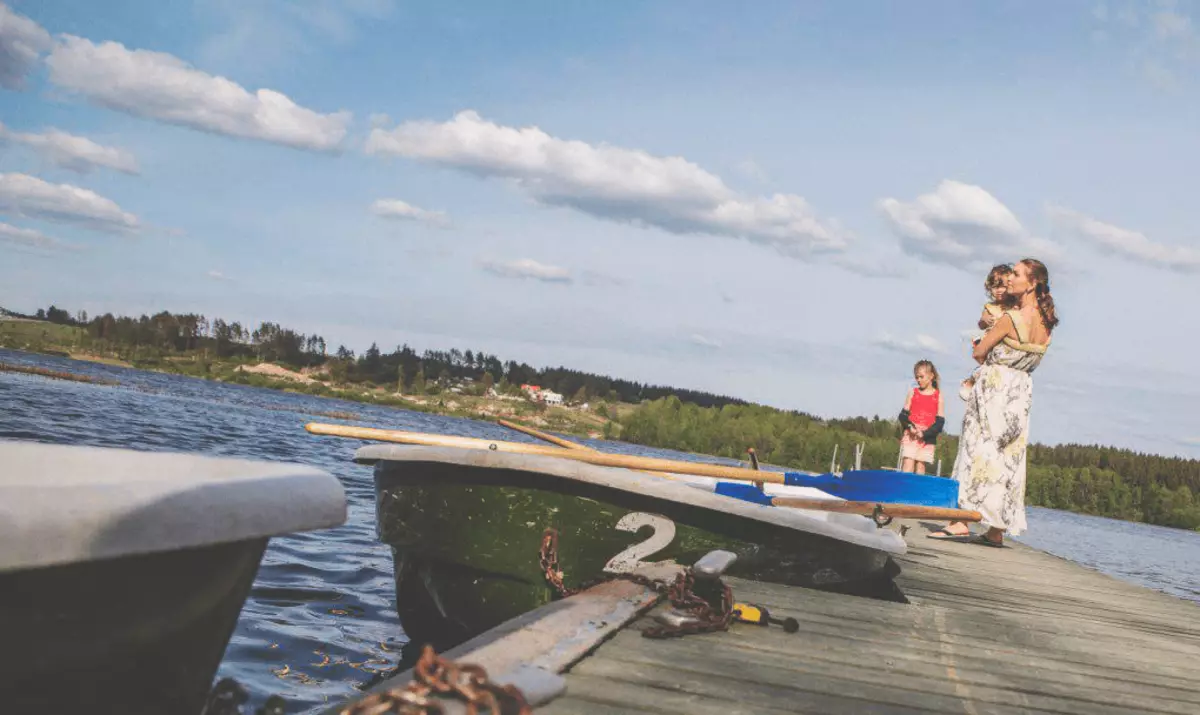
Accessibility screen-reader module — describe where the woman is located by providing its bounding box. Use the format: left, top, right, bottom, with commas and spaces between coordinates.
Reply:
929, 258, 1058, 546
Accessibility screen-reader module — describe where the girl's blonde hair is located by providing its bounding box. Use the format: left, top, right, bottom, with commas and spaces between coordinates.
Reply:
913, 359, 940, 390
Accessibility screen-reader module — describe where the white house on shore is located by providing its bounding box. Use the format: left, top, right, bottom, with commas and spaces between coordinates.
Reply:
520, 383, 564, 406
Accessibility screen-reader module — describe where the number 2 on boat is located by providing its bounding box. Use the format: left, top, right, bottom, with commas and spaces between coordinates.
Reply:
603, 512, 677, 573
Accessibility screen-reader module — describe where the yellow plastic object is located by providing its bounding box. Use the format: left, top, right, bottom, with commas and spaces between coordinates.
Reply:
733, 603, 768, 625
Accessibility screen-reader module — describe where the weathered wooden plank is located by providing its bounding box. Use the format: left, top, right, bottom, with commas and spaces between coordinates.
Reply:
538, 691, 662, 715
727, 595, 1200, 671
571, 649, 1042, 715
709, 609, 1200, 693
538, 519, 1200, 713
549, 669, 938, 715
723, 585, 1200, 670
606, 628, 1198, 714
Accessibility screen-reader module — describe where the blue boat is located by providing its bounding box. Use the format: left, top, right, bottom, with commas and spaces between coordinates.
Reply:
714, 469, 960, 509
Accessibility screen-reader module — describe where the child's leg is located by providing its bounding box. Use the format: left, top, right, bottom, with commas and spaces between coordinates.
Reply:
914, 461, 926, 474
901, 457, 916, 472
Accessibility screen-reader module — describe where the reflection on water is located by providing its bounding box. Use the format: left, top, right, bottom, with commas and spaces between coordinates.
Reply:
2, 347, 1198, 711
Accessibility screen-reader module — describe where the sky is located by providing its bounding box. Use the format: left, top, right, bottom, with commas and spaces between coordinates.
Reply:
2, 0, 1199, 459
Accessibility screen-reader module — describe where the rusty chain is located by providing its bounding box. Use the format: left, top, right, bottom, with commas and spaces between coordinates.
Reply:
538, 528, 672, 598
539, 528, 734, 639
337, 644, 531, 715
640, 568, 735, 639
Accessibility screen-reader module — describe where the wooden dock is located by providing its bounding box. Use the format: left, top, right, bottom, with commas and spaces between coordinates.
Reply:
336, 521, 1199, 714
538, 523, 1200, 715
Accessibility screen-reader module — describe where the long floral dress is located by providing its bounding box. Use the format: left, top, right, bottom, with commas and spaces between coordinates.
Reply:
952, 310, 1049, 536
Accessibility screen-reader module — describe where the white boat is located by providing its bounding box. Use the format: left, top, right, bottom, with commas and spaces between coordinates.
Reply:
0, 440, 347, 715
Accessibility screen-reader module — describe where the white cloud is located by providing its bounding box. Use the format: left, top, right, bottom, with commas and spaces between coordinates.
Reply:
1047, 205, 1200, 272
690, 333, 722, 349
369, 198, 449, 227
0, 2, 52, 89
1093, 2, 1199, 91
45, 35, 350, 151
872, 332, 948, 356
0, 172, 139, 233
366, 110, 851, 259
0, 220, 76, 251
196, 0, 396, 71
0, 122, 139, 175
878, 179, 1058, 271
831, 253, 909, 278
207, 270, 233, 281
479, 258, 572, 284
1153, 7, 1193, 41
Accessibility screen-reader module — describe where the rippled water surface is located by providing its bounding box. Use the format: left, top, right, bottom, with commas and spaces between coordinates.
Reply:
3, 348, 1198, 711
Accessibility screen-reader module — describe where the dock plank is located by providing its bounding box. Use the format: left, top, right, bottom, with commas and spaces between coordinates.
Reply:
541, 521, 1200, 714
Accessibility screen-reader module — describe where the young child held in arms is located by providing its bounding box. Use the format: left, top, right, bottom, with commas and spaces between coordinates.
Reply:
958, 264, 1015, 401
898, 360, 945, 475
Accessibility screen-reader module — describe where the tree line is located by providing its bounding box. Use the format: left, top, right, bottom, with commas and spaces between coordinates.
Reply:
617, 397, 1200, 531
11, 303, 1196, 530
4, 304, 746, 408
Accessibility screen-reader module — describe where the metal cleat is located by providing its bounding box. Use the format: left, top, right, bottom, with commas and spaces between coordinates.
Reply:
691, 549, 737, 580
653, 608, 703, 628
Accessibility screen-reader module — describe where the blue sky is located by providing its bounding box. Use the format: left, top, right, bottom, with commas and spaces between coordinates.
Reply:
2, 0, 1199, 459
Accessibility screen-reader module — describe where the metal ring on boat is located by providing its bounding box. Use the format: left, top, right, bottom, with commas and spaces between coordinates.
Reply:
871, 504, 893, 528
489, 443, 498, 450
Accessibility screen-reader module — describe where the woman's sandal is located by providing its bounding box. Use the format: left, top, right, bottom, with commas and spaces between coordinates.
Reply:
975, 534, 1004, 548
926, 528, 971, 539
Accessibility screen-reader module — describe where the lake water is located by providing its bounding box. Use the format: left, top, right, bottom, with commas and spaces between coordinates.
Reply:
2, 348, 1198, 712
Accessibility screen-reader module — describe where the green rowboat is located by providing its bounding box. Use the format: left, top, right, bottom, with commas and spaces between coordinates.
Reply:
354, 444, 907, 655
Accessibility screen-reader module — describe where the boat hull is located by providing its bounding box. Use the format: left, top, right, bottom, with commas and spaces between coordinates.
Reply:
0, 538, 266, 715
0, 440, 348, 715
364, 447, 905, 654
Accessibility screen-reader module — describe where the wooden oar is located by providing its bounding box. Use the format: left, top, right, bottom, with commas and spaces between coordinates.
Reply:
305, 421, 788, 484
497, 419, 588, 451
496, 419, 684, 481
771, 497, 981, 523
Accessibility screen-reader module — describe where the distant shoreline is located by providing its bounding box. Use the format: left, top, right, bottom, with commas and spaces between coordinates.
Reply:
0, 343, 618, 440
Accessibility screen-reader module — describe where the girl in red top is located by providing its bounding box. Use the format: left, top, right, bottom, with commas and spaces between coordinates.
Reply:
898, 360, 946, 474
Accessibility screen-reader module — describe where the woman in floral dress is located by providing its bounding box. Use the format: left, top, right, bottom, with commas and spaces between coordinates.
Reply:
929, 258, 1059, 546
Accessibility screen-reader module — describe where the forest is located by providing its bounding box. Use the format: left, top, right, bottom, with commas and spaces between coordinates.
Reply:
5, 303, 1198, 531
0, 305, 746, 407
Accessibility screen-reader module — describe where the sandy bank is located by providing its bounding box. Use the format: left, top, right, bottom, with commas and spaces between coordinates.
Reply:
236, 363, 317, 384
